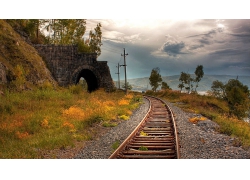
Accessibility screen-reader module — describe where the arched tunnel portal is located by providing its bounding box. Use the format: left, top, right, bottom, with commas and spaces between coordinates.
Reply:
73, 67, 101, 92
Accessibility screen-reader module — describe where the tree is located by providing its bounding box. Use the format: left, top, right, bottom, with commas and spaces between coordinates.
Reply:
211, 78, 250, 119
6, 19, 47, 44
178, 72, 191, 93
211, 80, 225, 98
178, 72, 186, 92
194, 65, 204, 92
44, 19, 87, 45
161, 81, 171, 90
88, 23, 102, 56
224, 79, 249, 119
122, 82, 132, 90
42, 20, 102, 55
178, 65, 204, 93
149, 67, 162, 92
185, 73, 193, 94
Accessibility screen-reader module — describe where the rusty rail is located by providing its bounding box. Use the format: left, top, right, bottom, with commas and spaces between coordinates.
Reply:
109, 95, 180, 159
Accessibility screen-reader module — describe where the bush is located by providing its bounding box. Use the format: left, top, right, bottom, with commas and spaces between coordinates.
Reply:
211, 79, 250, 119
69, 84, 83, 94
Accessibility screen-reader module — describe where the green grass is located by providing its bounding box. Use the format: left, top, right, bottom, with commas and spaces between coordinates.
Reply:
146, 89, 250, 149
102, 121, 117, 127
112, 140, 120, 152
138, 146, 148, 151
0, 85, 142, 158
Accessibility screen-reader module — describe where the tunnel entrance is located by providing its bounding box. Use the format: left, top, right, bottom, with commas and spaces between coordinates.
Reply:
76, 69, 99, 92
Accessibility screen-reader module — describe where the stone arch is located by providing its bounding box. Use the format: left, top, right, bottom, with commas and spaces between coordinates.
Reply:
71, 65, 101, 92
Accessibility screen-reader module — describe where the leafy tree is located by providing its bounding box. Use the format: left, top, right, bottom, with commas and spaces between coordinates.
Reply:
43, 20, 102, 55
178, 72, 192, 93
185, 73, 193, 94
178, 72, 186, 92
211, 78, 250, 119
178, 65, 204, 93
122, 82, 132, 90
88, 23, 102, 56
44, 19, 86, 45
149, 67, 162, 92
161, 81, 171, 90
6, 19, 47, 44
194, 65, 204, 92
224, 79, 249, 119
211, 80, 225, 98
6, 19, 102, 53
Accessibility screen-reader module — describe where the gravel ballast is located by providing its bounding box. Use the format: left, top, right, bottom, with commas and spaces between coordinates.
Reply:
75, 97, 250, 159
75, 98, 150, 159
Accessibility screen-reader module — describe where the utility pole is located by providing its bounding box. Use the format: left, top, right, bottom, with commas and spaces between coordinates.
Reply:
121, 48, 128, 94
115, 63, 120, 89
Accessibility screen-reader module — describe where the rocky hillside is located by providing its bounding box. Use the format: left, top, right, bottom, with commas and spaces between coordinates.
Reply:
0, 20, 56, 90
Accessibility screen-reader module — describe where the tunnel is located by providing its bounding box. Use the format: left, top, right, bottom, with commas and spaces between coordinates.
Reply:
76, 69, 99, 92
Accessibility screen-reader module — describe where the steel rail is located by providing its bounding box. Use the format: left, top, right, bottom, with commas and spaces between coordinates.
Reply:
148, 95, 180, 159
109, 96, 152, 159
109, 96, 180, 159
109, 95, 180, 159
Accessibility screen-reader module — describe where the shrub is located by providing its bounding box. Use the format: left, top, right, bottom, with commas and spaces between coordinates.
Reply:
69, 84, 83, 94
119, 115, 129, 120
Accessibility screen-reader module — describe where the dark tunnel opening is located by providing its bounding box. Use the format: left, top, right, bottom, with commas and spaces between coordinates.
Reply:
76, 69, 99, 92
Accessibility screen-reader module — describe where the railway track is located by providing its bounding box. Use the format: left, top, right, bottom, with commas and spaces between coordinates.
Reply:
109, 95, 180, 159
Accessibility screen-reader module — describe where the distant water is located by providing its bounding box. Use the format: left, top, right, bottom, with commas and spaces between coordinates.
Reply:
197, 91, 208, 95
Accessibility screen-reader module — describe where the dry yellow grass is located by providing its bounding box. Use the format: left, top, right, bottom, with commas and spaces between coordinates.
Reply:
63, 106, 85, 120
189, 116, 207, 124
146, 89, 250, 148
0, 87, 142, 158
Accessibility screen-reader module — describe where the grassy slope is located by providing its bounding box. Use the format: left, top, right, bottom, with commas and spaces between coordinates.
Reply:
146, 90, 250, 148
0, 20, 143, 158
0, 20, 56, 88
0, 86, 142, 158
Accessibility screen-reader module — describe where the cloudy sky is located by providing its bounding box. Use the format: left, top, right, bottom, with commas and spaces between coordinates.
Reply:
3, 1, 250, 81
84, 19, 250, 81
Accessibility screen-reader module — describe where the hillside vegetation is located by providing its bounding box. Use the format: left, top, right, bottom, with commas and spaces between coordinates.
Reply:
0, 85, 142, 158
0, 20, 143, 158
146, 90, 250, 148
0, 19, 56, 91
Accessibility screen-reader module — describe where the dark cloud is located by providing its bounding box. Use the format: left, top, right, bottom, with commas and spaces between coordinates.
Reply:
228, 32, 250, 44
94, 19, 250, 79
214, 40, 226, 44
186, 29, 217, 38
185, 28, 222, 52
227, 19, 250, 34
161, 41, 186, 57
189, 44, 204, 50
229, 33, 250, 38
199, 37, 211, 45
209, 48, 246, 56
